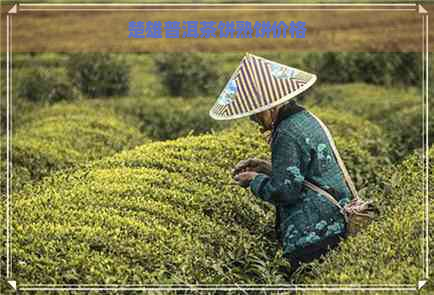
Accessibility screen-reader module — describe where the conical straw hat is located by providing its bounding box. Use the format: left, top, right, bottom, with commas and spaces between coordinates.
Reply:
209, 53, 317, 120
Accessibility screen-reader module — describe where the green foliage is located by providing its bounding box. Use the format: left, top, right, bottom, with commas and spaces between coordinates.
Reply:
1, 102, 145, 191
303, 52, 421, 86
1, 110, 383, 284
1, 51, 431, 290
304, 52, 351, 83
17, 68, 76, 103
88, 93, 390, 147
4, 124, 273, 284
299, 147, 434, 293
349, 52, 421, 86
3, 95, 228, 142
307, 106, 392, 189
5, 52, 69, 69
66, 53, 130, 98
305, 83, 431, 160
385, 104, 433, 159
308, 105, 391, 160
91, 96, 230, 140
152, 53, 220, 97
305, 83, 419, 123
0, 97, 36, 136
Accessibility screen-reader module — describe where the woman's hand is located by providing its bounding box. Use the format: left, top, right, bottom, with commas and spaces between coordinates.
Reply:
234, 171, 258, 188
232, 158, 272, 177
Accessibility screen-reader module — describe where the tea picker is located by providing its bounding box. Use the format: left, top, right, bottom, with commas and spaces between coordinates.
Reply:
208, 53, 379, 274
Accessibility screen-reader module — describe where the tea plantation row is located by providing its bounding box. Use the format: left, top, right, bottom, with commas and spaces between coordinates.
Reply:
2, 97, 389, 194
2, 82, 420, 194
0, 95, 227, 191
300, 147, 433, 294
88, 96, 229, 140
1, 103, 145, 192
305, 83, 432, 160
2, 109, 395, 287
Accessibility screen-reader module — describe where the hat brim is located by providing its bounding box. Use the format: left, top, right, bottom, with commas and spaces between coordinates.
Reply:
209, 74, 317, 121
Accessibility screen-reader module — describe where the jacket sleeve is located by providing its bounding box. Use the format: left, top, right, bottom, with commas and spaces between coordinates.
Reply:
249, 129, 305, 206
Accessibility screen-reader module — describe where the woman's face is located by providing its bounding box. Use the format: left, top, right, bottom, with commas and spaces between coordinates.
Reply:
249, 110, 273, 132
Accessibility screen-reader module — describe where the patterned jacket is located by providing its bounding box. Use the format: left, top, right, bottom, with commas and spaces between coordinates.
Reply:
249, 102, 351, 257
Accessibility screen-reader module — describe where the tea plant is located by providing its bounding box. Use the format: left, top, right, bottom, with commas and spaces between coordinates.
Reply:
299, 147, 434, 293
305, 83, 431, 161
0, 102, 145, 192
152, 53, 221, 97
66, 53, 130, 98
17, 68, 76, 103
90, 96, 230, 140
2, 113, 384, 285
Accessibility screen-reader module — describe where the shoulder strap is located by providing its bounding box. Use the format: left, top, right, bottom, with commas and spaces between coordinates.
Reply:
304, 180, 349, 223
307, 111, 361, 201
304, 180, 342, 209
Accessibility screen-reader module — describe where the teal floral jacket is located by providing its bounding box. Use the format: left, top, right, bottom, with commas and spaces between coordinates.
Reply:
250, 102, 351, 257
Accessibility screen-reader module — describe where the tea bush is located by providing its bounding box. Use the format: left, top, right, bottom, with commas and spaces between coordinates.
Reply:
352, 52, 421, 86
88, 94, 389, 147
17, 68, 76, 103
303, 52, 351, 84
303, 52, 422, 86
66, 53, 130, 98
305, 83, 420, 123
2, 110, 384, 285
152, 53, 221, 97
385, 104, 433, 159
1, 102, 145, 191
298, 147, 434, 294
90, 96, 231, 140
4, 124, 276, 285
308, 105, 391, 160
96, 96, 389, 186
0, 97, 36, 136
305, 83, 432, 160
2, 53, 68, 69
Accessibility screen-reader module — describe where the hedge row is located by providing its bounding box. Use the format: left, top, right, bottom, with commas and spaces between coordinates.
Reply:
306, 83, 420, 123
88, 94, 390, 150
1, 102, 145, 191
152, 53, 221, 97
302, 52, 423, 86
0, 98, 388, 196
66, 53, 130, 98
2, 109, 386, 286
305, 83, 432, 160
91, 102, 389, 189
16, 67, 77, 103
89, 96, 231, 141
296, 146, 434, 294
1, 94, 229, 192
4, 123, 276, 285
